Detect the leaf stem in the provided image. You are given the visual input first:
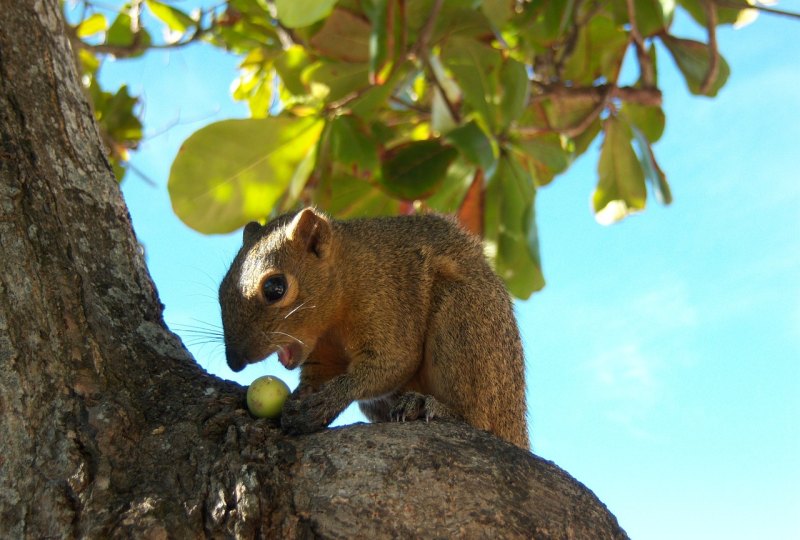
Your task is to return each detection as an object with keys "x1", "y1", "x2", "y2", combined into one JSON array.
[
  {"x1": 700, "y1": 0, "x2": 720, "y2": 95},
  {"x1": 625, "y1": 0, "x2": 655, "y2": 87}
]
